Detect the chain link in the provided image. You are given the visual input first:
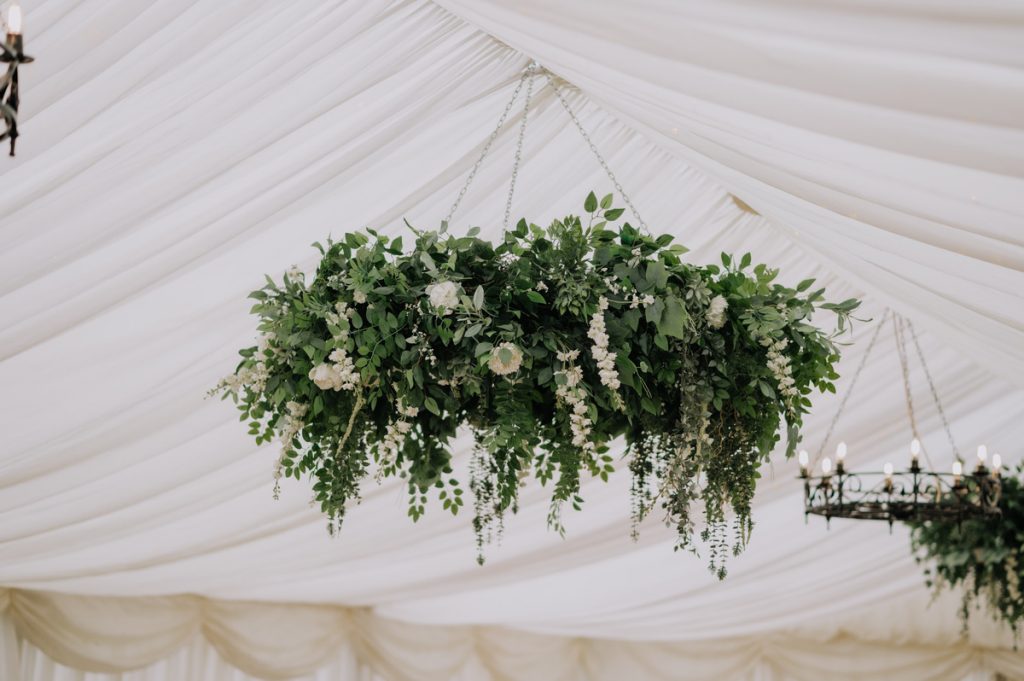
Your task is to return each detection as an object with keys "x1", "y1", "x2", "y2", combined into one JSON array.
[
  {"x1": 813, "y1": 310, "x2": 889, "y2": 467},
  {"x1": 892, "y1": 315, "x2": 932, "y2": 469},
  {"x1": 906, "y1": 320, "x2": 961, "y2": 461},
  {"x1": 444, "y1": 68, "x2": 531, "y2": 226},
  {"x1": 547, "y1": 75, "x2": 651, "y2": 235},
  {"x1": 503, "y1": 63, "x2": 537, "y2": 231}
]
